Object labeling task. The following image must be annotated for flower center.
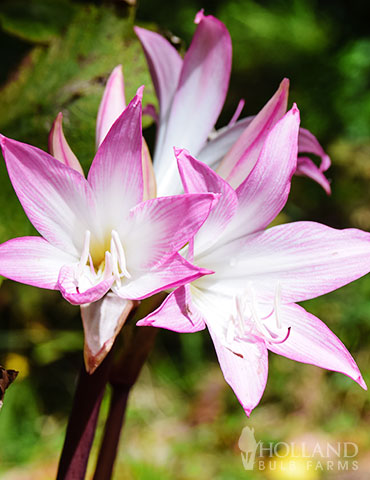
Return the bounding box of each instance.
[226,282,291,349]
[74,230,130,291]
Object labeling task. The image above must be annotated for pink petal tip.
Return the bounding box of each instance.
[291,103,299,115]
[194,9,205,24]
[358,375,367,390]
[281,77,290,89]
[136,85,145,101]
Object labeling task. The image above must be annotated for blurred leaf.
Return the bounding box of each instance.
[32,331,83,365]
[218,0,331,71]
[335,39,370,139]
[0,379,40,467]
[0,0,77,44]
[0,5,156,243]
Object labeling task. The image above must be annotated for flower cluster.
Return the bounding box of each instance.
[0,11,369,414]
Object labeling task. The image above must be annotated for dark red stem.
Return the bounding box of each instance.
[93,324,159,479]
[56,350,113,480]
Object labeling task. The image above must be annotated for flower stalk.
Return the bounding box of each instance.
[93,293,165,479]
[56,349,114,480]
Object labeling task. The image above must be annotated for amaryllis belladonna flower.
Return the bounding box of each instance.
[0,89,218,371]
[135,10,331,196]
[138,106,370,415]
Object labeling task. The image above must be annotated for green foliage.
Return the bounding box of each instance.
[219,0,331,71]
[0,0,77,43]
[0,4,156,243]
[0,380,41,467]
[336,39,370,140]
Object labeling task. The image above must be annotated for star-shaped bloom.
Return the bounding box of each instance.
[135,10,331,196]
[0,89,217,371]
[138,106,370,415]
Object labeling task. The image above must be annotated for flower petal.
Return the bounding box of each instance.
[48,112,84,175]
[0,135,97,256]
[217,78,289,188]
[58,264,114,305]
[176,148,238,255]
[137,285,206,332]
[142,137,157,200]
[223,105,300,239]
[96,65,126,148]
[197,116,254,169]
[88,90,143,226]
[298,127,331,172]
[123,192,218,271]
[197,221,370,304]
[267,303,366,389]
[0,236,76,289]
[209,327,268,416]
[155,12,232,196]
[134,26,183,124]
[114,253,212,300]
[296,156,331,195]
[81,293,135,373]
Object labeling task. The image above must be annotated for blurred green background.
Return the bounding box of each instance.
[0,0,369,478]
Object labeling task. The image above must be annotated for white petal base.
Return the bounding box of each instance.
[81,293,136,373]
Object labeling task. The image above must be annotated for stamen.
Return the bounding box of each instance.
[230,283,291,346]
[265,326,291,345]
[88,254,95,276]
[228,98,245,127]
[110,236,121,283]
[103,251,113,281]
[111,230,131,279]
[247,283,269,335]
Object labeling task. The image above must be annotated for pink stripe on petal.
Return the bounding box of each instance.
[197,116,254,169]
[155,13,232,196]
[209,327,268,416]
[268,303,366,389]
[134,26,183,123]
[176,149,238,254]
[0,236,76,289]
[137,286,206,332]
[223,105,300,239]
[48,113,84,175]
[114,253,213,300]
[0,135,97,256]
[218,78,289,188]
[96,65,126,148]
[142,138,157,200]
[124,192,219,271]
[298,127,331,172]
[58,264,113,305]
[296,156,331,194]
[199,221,370,304]
[88,92,143,226]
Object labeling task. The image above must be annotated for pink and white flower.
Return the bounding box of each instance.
[138,106,370,415]
[135,10,331,196]
[0,89,217,371]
